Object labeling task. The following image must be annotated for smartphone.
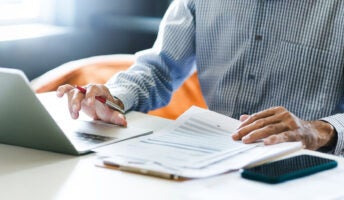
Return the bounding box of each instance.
[241,154,338,184]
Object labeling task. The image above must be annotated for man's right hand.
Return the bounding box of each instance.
[56,84,127,126]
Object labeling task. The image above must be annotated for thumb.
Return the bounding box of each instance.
[110,112,127,127]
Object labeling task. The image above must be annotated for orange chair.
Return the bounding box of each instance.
[31,54,207,119]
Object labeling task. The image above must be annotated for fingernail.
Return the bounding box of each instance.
[71,112,78,119]
[72,104,78,113]
[242,135,250,142]
[232,133,237,138]
[263,139,270,145]
[118,114,127,127]
[56,91,61,97]
[239,116,245,122]
[118,114,126,120]
[87,98,93,105]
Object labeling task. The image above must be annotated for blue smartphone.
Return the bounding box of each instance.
[241,154,337,184]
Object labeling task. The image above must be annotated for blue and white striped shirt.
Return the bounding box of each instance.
[107,0,344,156]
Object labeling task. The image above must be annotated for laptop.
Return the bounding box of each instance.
[0,67,152,155]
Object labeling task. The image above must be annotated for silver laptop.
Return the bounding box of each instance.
[0,68,152,155]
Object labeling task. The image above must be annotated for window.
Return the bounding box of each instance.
[0,0,67,42]
[0,0,41,22]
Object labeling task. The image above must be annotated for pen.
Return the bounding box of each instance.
[102,158,181,180]
[75,85,125,114]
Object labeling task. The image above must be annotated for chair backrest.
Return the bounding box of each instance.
[32,55,207,119]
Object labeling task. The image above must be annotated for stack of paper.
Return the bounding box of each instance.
[95,106,302,179]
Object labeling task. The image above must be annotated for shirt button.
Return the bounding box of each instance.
[248,74,256,80]
[255,35,263,41]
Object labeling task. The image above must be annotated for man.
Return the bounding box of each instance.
[57,0,344,155]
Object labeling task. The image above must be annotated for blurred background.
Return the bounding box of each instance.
[0,0,172,80]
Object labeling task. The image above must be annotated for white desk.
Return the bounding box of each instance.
[1,92,344,200]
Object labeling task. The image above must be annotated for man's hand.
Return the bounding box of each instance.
[56,84,127,126]
[232,106,337,150]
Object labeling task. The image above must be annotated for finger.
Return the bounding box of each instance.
[93,101,127,126]
[84,84,110,106]
[80,99,98,120]
[56,84,74,97]
[239,114,250,122]
[263,130,302,145]
[81,84,126,125]
[265,130,319,150]
[233,113,283,140]
[262,133,287,146]
[82,92,125,125]
[68,88,85,119]
[242,123,289,143]
[85,84,122,113]
[109,112,127,127]
[238,106,285,129]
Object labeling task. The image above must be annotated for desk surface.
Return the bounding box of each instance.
[1,92,344,200]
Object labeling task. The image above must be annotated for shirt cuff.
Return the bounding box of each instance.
[106,86,136,112]
[321,114,344,156]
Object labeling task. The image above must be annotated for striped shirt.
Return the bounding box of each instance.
[107,0,344,156]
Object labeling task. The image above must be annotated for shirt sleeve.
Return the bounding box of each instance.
[106,0,196,112]
[321,114,344,156]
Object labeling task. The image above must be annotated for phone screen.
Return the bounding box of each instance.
[241,154,337,184]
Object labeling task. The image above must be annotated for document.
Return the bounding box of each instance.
[95,106,303,179]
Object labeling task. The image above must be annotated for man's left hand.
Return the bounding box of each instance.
[232,106,337,150]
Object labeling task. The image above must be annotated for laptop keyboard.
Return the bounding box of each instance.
[57,120,122,151]
[71,132,116,149]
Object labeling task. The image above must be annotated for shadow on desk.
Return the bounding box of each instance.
[0,144,79,175]
[0,144,85,199]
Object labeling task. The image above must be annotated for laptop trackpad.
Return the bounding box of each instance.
[57,119,152,150]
